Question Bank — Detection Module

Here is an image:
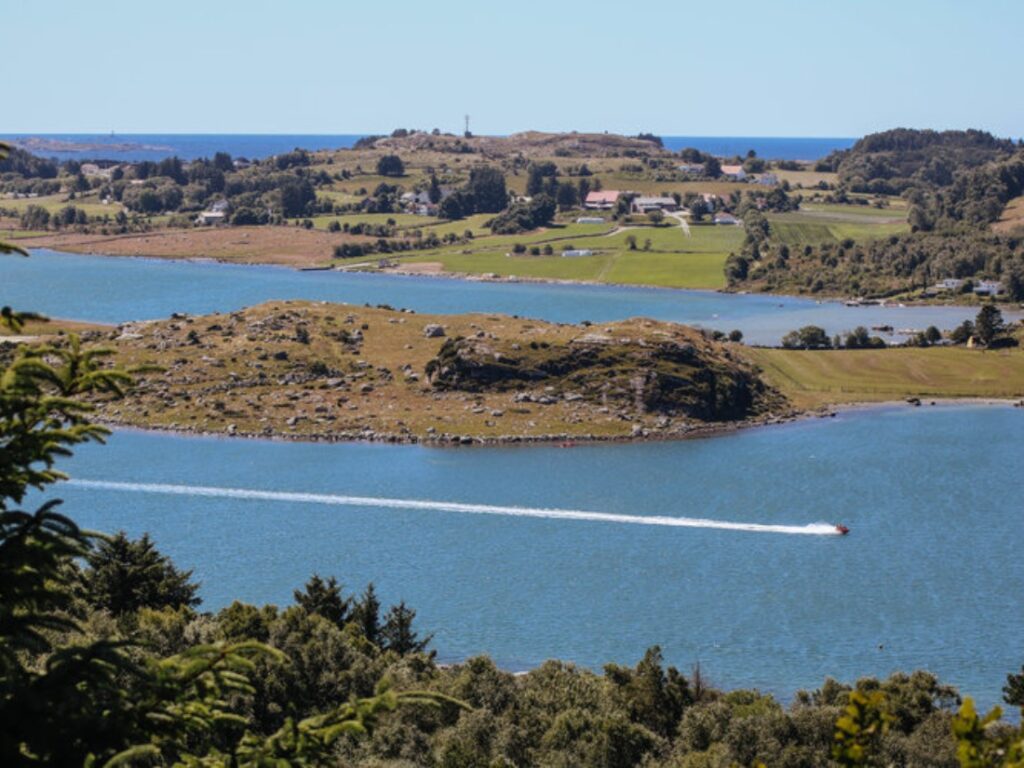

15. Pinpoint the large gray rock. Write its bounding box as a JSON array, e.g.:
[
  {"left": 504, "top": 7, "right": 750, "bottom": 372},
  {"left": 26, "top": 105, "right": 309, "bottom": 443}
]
[{"left": 423, "top": 324, "right": 446, "bottom": 338}]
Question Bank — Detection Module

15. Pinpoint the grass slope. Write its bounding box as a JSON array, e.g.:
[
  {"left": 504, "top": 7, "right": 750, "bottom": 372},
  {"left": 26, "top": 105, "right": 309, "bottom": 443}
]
[
  {"left": 746, "top": 345, "right": 1024, "bottom": 409},
  {"left": 93, "top": 301, "right": 779, "bottom": 443}
]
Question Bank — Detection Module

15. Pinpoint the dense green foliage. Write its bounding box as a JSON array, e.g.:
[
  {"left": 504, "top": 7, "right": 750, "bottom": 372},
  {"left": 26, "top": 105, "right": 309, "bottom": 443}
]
[
  {"left": 781, "top": 325, "right": 833, "bottom": 350},
  {"left": 729, "top": 230, "right": 1024, "bottom": 299},
  {"left": 0, "top": 146, "right": 59, "bottom": 179},
  {"left": 376, "top": 154, "right": 405, "bottom": 177},
  {"left": 487, "top": 194, "right": 556, "bottom": 233},
  {"left": 817, "top": 129, "right": 1018, "bottom": 197},
  {"left": 727, "top": 129, "right": 1024, "bottom": 298},
  {"left": 436, "top": 166, "right": 508, "bottom": 220}
]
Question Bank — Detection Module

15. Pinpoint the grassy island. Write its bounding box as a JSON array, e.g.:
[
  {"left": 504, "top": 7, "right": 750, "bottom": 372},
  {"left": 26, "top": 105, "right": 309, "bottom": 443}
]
[
  {"left": 85, "top": 301, "right": 787, "bottom": 443},
  {"left": 17, "top": 303, "right": 1009, "bottom": 444}
]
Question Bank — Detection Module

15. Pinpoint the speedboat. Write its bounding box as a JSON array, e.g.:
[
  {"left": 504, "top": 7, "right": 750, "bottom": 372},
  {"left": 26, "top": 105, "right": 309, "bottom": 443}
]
[{"left": 835, "top": 524, "right": 850, "bottom": 535}]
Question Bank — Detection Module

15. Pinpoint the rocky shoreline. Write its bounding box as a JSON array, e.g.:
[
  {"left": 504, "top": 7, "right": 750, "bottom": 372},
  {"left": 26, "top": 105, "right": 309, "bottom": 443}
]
[
  {"left": 93, "top": 408, "right": 806, "bottom": 446},
  {"left": 93, "top": 397, "right": 1024, "bottom": 447}
]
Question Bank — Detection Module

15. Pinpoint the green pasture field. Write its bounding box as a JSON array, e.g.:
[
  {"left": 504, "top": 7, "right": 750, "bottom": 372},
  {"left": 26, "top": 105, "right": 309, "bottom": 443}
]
[
  {"left": 398, "top": 216, "right": 739, "bottom": 289},
  {"left": 747, "top": 345, "right": 1024, "bottom": 410},
  {"left": 799, "top": 202, "right": 909, "bottom": 218},
  {"left": 1, "top": 193, "right": 125, "bottom": 218},
  {"left": 768, "top": 206, "right": 909, "bottom": 245},
  {"left": 293, "top": 212, "right": 441, "bottom": 231}
]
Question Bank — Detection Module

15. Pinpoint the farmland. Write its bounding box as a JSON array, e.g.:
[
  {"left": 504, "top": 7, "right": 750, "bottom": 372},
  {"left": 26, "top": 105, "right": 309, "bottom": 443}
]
[
  {"left": 767, "top": 203, "right": 910, "bottom": 247},
  {"left": 394, "top": 220, "right": 744, "bottom": 288},
  {"left": 1, "top": 190, "right": 125, "bottom": 218},
  {"left": 747, "top": 344, "right": 1024, "bottom": 409}
]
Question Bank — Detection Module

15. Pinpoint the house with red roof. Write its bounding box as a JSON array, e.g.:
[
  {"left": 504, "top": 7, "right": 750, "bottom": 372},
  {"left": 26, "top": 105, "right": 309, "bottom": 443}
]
[{"left": 584, "top": 190, "right": 622, "bottom": 210}]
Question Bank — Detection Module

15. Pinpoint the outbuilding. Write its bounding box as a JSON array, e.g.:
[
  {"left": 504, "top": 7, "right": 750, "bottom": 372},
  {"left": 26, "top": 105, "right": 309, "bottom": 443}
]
[
  {"left": 720, "top": 165, "right": 747, "bottom": 180},
  {"left": 195, "top": 211, "right": 228, "bottom": 226},
  {"left": 631, "top": 196, "right": 678, "bottom": 213}
]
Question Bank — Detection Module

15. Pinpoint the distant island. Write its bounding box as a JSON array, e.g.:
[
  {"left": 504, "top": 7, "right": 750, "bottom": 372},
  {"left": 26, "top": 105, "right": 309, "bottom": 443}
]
[{"left": 10, "top": 135, "right": 175, "bottom": 156}]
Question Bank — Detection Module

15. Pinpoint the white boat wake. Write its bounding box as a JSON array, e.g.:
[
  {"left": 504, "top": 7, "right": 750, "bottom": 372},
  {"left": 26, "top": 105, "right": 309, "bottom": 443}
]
[{"left": 66, "top": 479, "right": 843, "bottom": 536}]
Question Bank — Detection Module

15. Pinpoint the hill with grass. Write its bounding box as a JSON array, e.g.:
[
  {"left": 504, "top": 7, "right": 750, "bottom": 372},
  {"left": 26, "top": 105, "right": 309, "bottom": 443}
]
[
  {"left": 367, "top": 130, "right": 671, "bottom": 159},
  {"left": 89, "top": 301, "right": 788, "bottom": 443}
]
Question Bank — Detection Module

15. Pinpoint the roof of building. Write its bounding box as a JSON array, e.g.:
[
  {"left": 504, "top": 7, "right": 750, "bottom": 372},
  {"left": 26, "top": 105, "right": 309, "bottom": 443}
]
[
  {"left": 634, "top": 196, "right": 676, "bottom": 206},
  {"left": 720, "top": 165, "right": 745, "bottom": 175},
  {"left": 585, "top": 190, "right": 621, "bottom": 204}
]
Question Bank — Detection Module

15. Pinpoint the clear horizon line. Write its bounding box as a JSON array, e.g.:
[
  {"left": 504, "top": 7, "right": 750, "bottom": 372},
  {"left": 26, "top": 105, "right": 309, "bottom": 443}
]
[{"left": 3, "top": 130, "right": 863, "bottom": 139}]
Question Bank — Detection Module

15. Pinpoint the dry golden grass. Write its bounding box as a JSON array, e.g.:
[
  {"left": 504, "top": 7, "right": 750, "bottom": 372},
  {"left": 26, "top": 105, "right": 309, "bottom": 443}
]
[
  {"left": 20, "top": 226, "right": 355, "bottom": 266},
  {"left": 0, "top": 317, "right": 110, "bottom": 338},
  {"left": 97, "top": 302, "right": 743, "bottom": 442},
  {"left": 993, "top": 195, "right": 1024, "bottom": 234}
]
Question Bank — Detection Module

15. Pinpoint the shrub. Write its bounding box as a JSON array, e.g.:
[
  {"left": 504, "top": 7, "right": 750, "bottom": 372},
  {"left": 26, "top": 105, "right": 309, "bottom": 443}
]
[{"left": 376, "top": 154, "right": 405, "bottom": 177}]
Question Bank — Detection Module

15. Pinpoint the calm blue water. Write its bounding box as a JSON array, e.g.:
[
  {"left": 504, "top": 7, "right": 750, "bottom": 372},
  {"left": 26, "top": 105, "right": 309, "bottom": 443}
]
[
  {"left": 42, "top": 404, "right": 1024, "bottom": 707},
  {"left": 4, "top": 134, "right": 365, "bottom": 163},
  {"left": 4, "top": 133, "right": 854, "bottom": 162},
  {"left": 660, "top": 136, "right": 854, "bottom": 160},
  {"left": 2, "top": 249, "right": 992, "bottom": 346}
]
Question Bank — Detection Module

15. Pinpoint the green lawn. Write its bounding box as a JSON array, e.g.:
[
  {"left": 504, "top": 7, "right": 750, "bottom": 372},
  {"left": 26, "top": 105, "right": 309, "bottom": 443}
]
[
  {"left": 403, "top": 244, "right": 729, "bottom": 289},
  {"left": 800, "top": 202, "right": 908, "bottom": 218},
  {"left": 293, "top": 212, "right": 441, "bottom": 231},
  {"left": 768, "top": 207, "right": 909, "bottom": 245},
  {"left": 2, "top": 193, "right": 125, "bottom": 218},
  {"left": 419, "top": 214, "right": 494, "bottom": 237},
  {"left": 0, "top": 228, "right": 49, "bottom": 239},
  {"left": 602, "top": 251, "right": 728, "bottom": 289},
  {"left": 395, "top": 218, "right": 739, "bottom": 288},
  {"left": 746, "top": 345, "right": 1024, "bottom": 409}
]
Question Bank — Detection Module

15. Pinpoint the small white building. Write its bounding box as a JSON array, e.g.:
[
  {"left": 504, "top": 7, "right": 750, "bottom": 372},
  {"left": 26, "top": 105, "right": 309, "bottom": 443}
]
[
  {"left": 195, "top": 210, "right": 228, "bottom": 226},
  {"left": 935, "top": 278, "right": 965, "bottom": 291},
  {"left": 400, "top": 190, "right": 430, "bottom": 207},
  {"left": 720, "top": 165, "right": 747, "bottom": 180},
  {"left": 755, "top": 173, "right": 779, "bottom": 186},
  {"left": 677, "top": 163, "right": 705, "bottom": 175},
  {"left": 576, "top": 216, "right": 606, "bottom": 224},
  {"left": 714, "top": 212, "right": 741, "bottom": 225},
  {"left": 562, "top": 249, "right": 594, "bottom": 258}
]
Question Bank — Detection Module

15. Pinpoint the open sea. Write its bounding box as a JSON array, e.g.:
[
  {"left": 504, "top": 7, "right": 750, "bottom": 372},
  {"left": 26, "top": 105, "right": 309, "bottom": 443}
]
[{"left": 2, "top": 133, "right": 856, "bottom": 162}]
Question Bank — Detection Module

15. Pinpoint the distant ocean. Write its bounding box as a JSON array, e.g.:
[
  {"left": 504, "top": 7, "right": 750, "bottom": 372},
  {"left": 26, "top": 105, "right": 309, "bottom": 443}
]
[{"left": 3, "top": 133, "right": 856, "bottom": 162}]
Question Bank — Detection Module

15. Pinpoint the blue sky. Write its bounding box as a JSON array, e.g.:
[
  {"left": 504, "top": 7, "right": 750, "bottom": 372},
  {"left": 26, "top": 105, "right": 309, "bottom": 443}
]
[{"left": 4, "top": 0, "right": 1021, "bottom": 137}]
